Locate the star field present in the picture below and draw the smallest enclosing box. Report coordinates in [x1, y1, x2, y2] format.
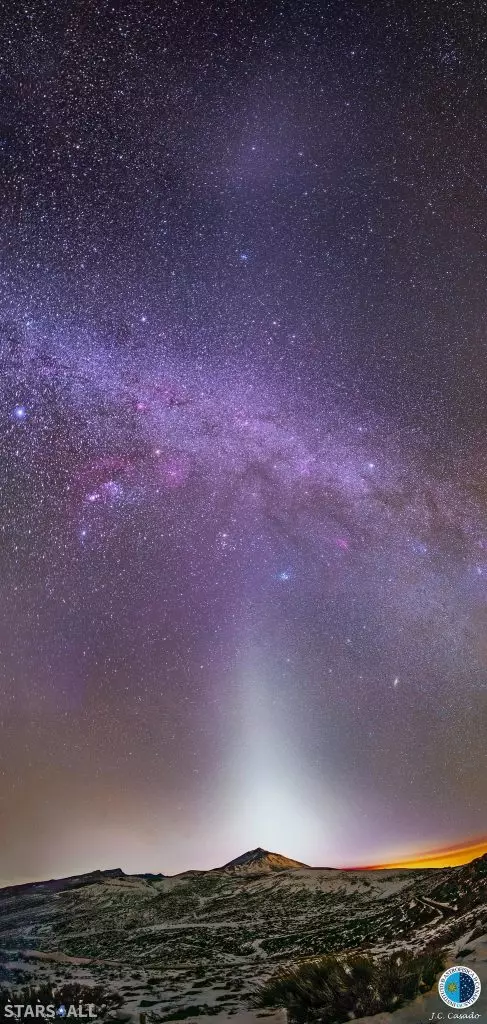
[0, 0, 486, 883]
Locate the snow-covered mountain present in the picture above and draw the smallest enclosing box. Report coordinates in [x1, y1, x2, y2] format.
[0, 850, 485, 1022]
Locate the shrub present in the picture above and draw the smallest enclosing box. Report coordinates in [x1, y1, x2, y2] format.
[253, 948, 446, 1023]
[0, 982, 123, 1022]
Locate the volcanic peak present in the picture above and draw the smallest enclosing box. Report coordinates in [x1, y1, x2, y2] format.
[220, 847, 310, 872]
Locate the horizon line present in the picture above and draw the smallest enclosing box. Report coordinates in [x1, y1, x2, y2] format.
[1, 836, 486, 888]
[348, 836, 487, 870]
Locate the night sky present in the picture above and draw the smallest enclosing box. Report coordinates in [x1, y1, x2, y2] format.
[1, 0, 486, 885]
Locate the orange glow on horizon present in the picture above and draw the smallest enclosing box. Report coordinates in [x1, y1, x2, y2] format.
[348, 837, 487, 870]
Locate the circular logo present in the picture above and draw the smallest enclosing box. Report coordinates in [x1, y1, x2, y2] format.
[439, 966, 481, 1008]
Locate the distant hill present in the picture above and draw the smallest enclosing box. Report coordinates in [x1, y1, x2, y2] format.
[0, 867, 126, 896]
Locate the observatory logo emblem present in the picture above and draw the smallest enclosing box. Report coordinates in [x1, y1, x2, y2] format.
[438, 966, 481, 1009]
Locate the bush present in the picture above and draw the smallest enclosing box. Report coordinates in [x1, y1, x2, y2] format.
[0, 982, 123, 1022]
[253, 948, 446, 1023]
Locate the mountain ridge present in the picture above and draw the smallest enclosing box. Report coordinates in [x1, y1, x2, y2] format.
[1, 848, 486, 892]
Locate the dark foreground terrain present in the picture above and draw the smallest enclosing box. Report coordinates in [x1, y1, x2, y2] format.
[0, 849, 485, 1022]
